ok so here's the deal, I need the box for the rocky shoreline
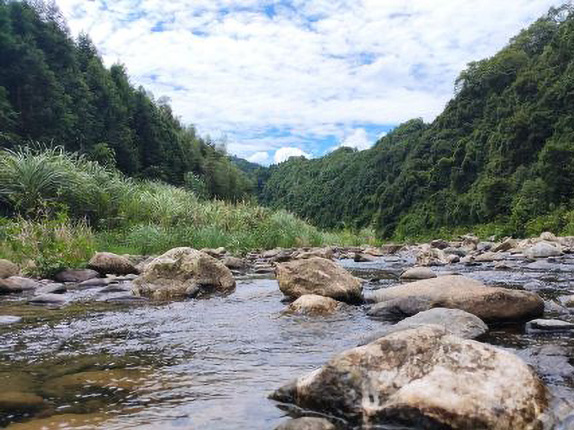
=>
[1,232,574,429]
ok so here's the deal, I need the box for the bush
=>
[0,213,96,278]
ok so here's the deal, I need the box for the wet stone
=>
[0,315,22,325]
[36,283,66,295]
[28,293,67,306]
[526,319,574,332]
[0,392,44,412]
[54,269,99,283]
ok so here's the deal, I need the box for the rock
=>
[262,248,282,259]
[461,233,480,249]
[286,294,341,315]
[253,263,274,274]
[53,269,99,283]
[446,254,460,264]
[133,247,235,299]
[415,244,448,266]
[99,283,132,293]
[0,315,22,325]
[364,247,385,256]
[104,295,149,303]
[492,238,517,253]
[524,242,562,259]
[494,262,513,271]
[368,275,544,322]
[367,297,434,321]
[3,413,109,430]
[400,266,436,280]
[0,391,44,412]
[275,417,335,430]
[201,247,227,258]
[42,369,148,397]
[559,295,574,307]
[443,247,468,257]
[36,283,66,294]
[526,319,574,332]
[379,244,403,254]
[276,258,362,303]
[0,259,19,278]
[271,326,548,429]
[222,256,246,270]
[474,252,503,262]
[296,247,334,260]
[540,231,558,242]
[0,276,40,294]
[390,308,488,339]
[476,241,494,252]
[28,293,67,306]
[430,239,449,249]
[88,252,137,275]
[77,277,113,288]
[353,253,376,263]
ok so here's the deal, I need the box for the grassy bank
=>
[0,148,378,277]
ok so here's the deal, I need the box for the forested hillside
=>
[0,0,252,201]
[261,5,574,239]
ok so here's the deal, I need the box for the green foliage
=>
[0,0,252,201]
[260,5,574,238]
[0,213,96,277]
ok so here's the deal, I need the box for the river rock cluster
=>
[1,231,574,429]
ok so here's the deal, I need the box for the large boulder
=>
[286,294,341,315]
[415,245,448,266]
[295,247,334,260]
[271,326,548,429]
[275,258,362,303]
[524,242,562,259]
[367,275,543,322]
[88,252,137,276]
[133,247,235,299]
[0,259,19,278]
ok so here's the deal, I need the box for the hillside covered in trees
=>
[0,0,252,201]
[260,5,574,239]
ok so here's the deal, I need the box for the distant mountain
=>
[260,5,574,238]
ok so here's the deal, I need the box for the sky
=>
[55,0,563,165]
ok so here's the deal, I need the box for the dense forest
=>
[0,0,253,201]
[260,5,574,239]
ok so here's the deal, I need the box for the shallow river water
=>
[1,254,573,429]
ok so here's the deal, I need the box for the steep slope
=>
[261,5,574,238]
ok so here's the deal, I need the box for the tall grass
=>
[0,147,379,266]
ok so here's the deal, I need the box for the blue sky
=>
[56,0,562,164]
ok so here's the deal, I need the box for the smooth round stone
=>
[0,315,22,325]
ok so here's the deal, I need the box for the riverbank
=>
[1,232,573,428]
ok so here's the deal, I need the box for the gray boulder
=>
[524,242,562,259]
[88,252,138,275]
[367,275,544,323]
[276,258,362,303]
[54,269,99,283]
[400,266,436,280]
[0,277,40,294]
[133,247,235,299]
[271,326,548,429]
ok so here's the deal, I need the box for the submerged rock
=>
[0,315,22,325]
[133,247,235,299]
[286,294,341,315]
[367,275,544,322]
[54,269,99,283]
[88,252,138,276]
[276,258,362,303]
[275,417,335,430]
[271,326,548,430]
[0,259,19,279]
[399,266,436,280]
[28,293,67,306]
[0,391,44,412]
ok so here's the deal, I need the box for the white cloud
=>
[54,0,564,160]
[247,151,270,164]
[339,128,372,150]
[274,147,311,164]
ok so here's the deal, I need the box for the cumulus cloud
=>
[247,151,270,164]
[274,147,311,164]
[55,0,563,160]
[339,128,371,150]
